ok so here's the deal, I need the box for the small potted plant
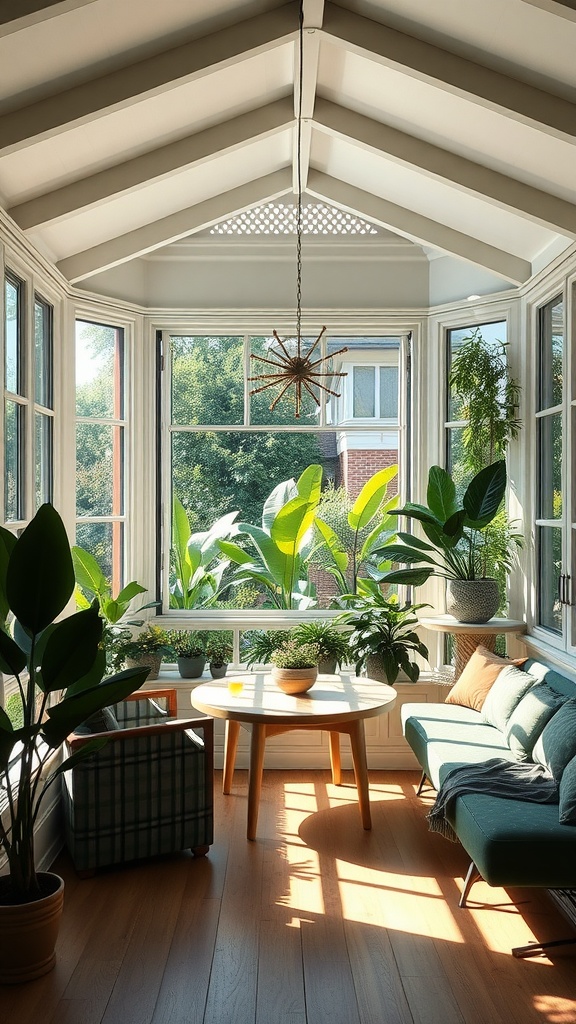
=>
[337,581,429,685]
[270,639,320,695]
[241,629,291,668]
[206,631,233,679]
[114,624,172,679]
[291,620,352,674]
[0,505,149,982]
[167,630,207,679]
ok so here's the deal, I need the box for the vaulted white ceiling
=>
[2,0,576,286]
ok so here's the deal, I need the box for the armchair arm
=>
[67,715,213,753]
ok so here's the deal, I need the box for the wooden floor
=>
[2,770,576,1024]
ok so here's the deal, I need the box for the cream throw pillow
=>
[444,645,527,712]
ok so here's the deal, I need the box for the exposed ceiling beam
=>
[518,0,576,21]
[307,170,532,284]
[313,99,576,238]
[0,0,96,35]
[322,2,576,145]
[0,6,296,156]
[57,169,292,283]
[293,1,324,194]
[11,99,294,230]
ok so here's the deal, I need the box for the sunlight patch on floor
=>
[533,995,576,1021]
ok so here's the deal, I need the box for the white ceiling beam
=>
[0,0,96,35]
[293,2,324,194]
[313,99,576,238]
[307,170,532,284]
[518,0,576,21]
[57,169,292,283]
[0,6,296,156]
[11,99,294,230]
[322,2,576,145]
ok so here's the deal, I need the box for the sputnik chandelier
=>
[248,0,348,419]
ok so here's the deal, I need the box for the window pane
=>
[537,413,562,519]
[35,412,53,508]
[75,521,124,588]
[353,366,375,417]
[34,297,53,408]
[76,321,124,419]
[379,366,398,418]
[250,336,319,425]
[5,276,22,395]
[537,525,562,633]
[5,400,23,521]
[76,422,124,516]
[447,321,507,422]
[538,297,563,411]
[171,335,244,426]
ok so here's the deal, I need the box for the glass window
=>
[5,275,23,396]
[76,320,126,593]
[536,296,564,638]
[379,366,399,419]
[353,366,375,417]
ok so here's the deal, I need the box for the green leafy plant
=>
[337,581,429,684]
[72,546,155,625]
[381,461,507,584]
[270,640,319,670]
[166,630,207,659]
[112,624,173,666]
[241,629,291,667]
[0,505,149,903]
[291,621,351,668]
[313,465,399,594]
[219,464,323,609]
[206,631,233,666]
[170,498,237,609]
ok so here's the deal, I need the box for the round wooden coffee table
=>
[191,672,396,840]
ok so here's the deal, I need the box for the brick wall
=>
[341,449,399,499]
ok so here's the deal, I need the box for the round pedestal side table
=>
[421,615,526,680]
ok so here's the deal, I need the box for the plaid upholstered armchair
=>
[62,689,213,875]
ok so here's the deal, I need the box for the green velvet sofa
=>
[401,657,576,954]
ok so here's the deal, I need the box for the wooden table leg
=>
[223,719,240,795]
[329,731,342,785]
[348,718,371,830]
[247,723,267,841]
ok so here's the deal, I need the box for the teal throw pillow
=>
[533,699,576,783]
[481,663,537,733]
[504,684,565,761]
[559,754,576,825]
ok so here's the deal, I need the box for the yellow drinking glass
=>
[227,680,244,695]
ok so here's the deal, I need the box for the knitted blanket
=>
[427,757,558,842]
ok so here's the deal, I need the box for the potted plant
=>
[381,460,508,623]
[241,629,291,668]
[270,639,320,695]
[167,630,207,679]
[0,505,149,982]
[337,581,429,684]
[206,631,233,679]
[112,624,172,679]
[291,620,352,674]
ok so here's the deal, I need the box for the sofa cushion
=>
[401,702,513,790]
[533,699,576,782]
[503,682,565,760]
[444,646,526,712]
[559,754,576,825]
[480,664,538,733]
[74,706,120,735]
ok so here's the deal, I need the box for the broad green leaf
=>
[73,585,91,611]
[8,505,75,634]
[172,497,191,564]
[65,648,107,696]
[295,464,323,504]
[72,546,108,599]
[271,497,316,556]
[396,531,438,552]
[115,581,147,607]
[102,598,121,624]
[359,518,396,562]
[42,666,150,747]
[0,627,27,676]
[348,465,398,531]
[314,518,349,573]
[427,466,458,522]
[218,540,253,565]
[381,543,440,567]
[463,460,506,527]
[236,524,287,587]
[262,478,297,531]
[0,526,17,624]
[0,713,17,775]
[40,607,103,692]
[379,567,437,586]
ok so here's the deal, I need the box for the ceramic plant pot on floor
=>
[446,578,500,623]
[0,872,65,984]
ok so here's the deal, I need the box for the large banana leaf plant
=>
[0,505,149,903]
[380,460,507,585]
[313,465,399,595]
[72,545,156,625]
[218,464,323,609]
[170,498,238,608]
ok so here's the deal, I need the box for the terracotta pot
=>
[271,666,318,695]
[0,872,64,984]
